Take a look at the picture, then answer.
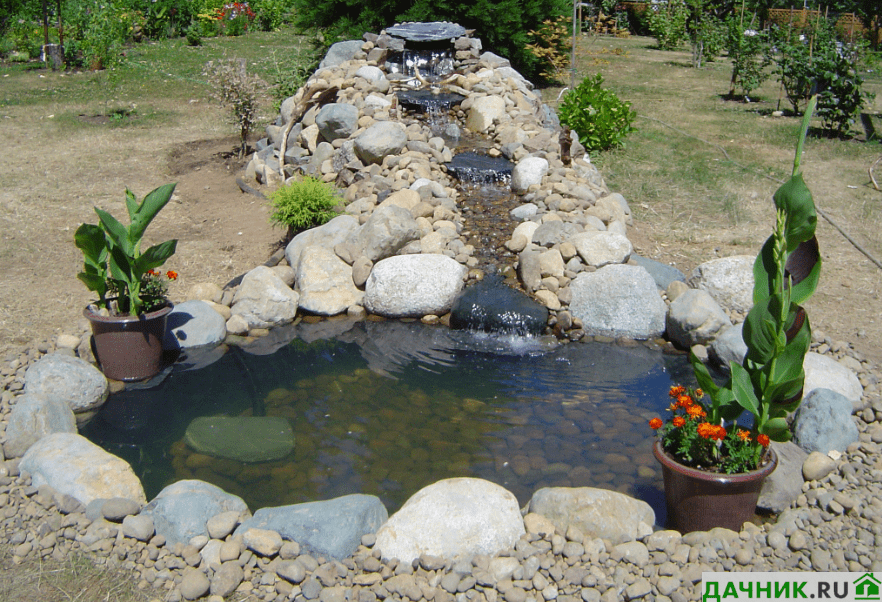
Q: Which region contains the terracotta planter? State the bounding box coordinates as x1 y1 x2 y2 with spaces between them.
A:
84 303 173 382
653 440 777 533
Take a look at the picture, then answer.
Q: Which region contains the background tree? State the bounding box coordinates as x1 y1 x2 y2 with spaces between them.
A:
291 0 570 82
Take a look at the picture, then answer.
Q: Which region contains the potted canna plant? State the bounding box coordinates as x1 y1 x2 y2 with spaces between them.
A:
75 183 179 381
650 97 822 532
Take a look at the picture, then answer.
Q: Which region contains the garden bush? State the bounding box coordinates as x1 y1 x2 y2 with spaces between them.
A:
768 19 874 136
203 58 265 157
648 0 689 51
557 73 636 152
725 16 771 99
290 0 570 83
268 176 342 237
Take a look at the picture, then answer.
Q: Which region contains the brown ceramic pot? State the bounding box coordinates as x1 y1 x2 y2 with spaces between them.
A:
84 303 172 382
653 440 777 533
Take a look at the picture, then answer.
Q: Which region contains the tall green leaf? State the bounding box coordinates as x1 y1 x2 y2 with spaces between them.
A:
129 183 176 244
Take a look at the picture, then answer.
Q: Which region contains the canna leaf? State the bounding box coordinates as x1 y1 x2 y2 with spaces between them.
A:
128 183 177 245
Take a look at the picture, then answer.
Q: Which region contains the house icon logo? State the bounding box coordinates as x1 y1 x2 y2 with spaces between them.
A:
855 573 882 601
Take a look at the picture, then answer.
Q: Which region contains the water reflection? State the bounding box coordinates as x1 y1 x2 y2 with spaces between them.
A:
82 321 691 522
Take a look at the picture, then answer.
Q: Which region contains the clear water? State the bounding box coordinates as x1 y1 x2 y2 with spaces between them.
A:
81 320 694 521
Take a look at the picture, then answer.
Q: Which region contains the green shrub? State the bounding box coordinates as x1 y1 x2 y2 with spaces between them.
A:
525 16 570 84
185 25 203 46
691 13 726 66
290 0 570 83
268 176 342 236
768 19 874 136
558 73 637 152
725 16 770 100
251 0 295 31
648 0 689 51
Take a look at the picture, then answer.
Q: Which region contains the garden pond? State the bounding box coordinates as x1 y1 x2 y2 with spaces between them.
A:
81 319 696 524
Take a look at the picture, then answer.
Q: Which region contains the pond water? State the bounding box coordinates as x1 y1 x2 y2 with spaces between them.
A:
82 320 695 523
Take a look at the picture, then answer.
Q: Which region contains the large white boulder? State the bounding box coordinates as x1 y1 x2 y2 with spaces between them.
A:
375 478 525 563
363 255 466 318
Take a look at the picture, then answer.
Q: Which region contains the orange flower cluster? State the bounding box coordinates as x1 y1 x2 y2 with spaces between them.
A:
697 422 726 441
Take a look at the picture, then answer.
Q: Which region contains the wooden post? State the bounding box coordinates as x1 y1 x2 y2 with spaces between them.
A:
571 0 578 90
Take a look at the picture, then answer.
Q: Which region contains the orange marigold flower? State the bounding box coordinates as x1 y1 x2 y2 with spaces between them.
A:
686 404 706 419
757 434 771 447
672 416 685 428
166 270 178 280
669 402 679 412
677 394 693 408
737 429 751 441
669 385 686 398
696 422 714 439
649 418 663 430
147 269 159 277
694 388 704 398
712 425 727 441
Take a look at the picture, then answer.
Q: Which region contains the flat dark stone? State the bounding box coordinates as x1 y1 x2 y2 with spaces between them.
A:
450 275 548 336
396 90 465 113
446 151 513 183
386 22 466 43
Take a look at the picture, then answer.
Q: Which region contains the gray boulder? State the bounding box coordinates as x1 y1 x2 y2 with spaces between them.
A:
318 40 363 70
343 204 420 263
571 231 632 268
511 156 548 193
709 323 748 372
24 353 108 414
689 255 755 313
354 122 407 165
285 214 360 274
375 478 525 564
164 300 227 349
4 392 77 458
793 388 860 454
363 254 467 318
527 487 654 545
666 289 731 348
532 221 582 248
141 480 250 547
757 442 809 514
296 246 363 316
184 416 294 463
568 265 667 340
354 65 386 83
629 255 686 290
20 433 146 506
235 494 387 560
230 266 299 329
803 352 863 409
315 103 359 142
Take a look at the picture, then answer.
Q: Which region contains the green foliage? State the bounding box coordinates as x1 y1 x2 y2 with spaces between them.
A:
142 0 196 39
63 1 136 70
268 176 342 235
648 0 689 50
185 25 203 46
75 183 178 316
768 19 874 136
725 16 771 99
251 0 296 31
691 13 726 67
690 98 821 454
203 58 265 157
269 46 318 111
290 0 570 83
557 73 637 152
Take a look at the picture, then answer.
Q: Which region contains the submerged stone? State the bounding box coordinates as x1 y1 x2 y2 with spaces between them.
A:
396 89 465 113
185 416 294 463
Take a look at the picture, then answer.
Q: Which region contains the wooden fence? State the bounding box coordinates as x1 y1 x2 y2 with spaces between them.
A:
766 8 875 43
